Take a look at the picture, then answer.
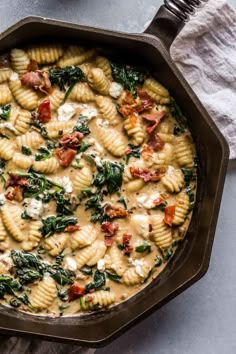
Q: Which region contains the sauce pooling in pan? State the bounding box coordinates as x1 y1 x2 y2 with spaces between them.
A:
0 44 197 316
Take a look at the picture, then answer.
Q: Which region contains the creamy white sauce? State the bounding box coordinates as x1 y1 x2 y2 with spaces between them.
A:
57 103 75 121
80 107 98 120
64 257 77 272
55 176 73 193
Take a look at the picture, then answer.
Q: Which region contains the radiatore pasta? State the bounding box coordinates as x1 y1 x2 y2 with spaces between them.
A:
0 41 197 317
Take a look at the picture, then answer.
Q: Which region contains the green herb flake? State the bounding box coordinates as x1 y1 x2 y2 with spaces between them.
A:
135 241 152 253
21 146 32 156
170 100 187 135
105 271 121 283
0 104 11 120
73 115 90 135
85 270 106 293
181 168 196 186
35 146 53 161
40 215 78 238
111 63 144 97
185 186 195 204
125 144 140 164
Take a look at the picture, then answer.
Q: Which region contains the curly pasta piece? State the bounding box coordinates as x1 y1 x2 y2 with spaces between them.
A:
96 124 127 157
174 135 194 168
30 277 57 310
22 220 43 251
81 290 116 310
172 192 191 226
10 48 30 76
27 45 63 64
143 78 170 104
58 46 95 67
16 131 44 150
69 225 97 250
0 68 11 83
95 56 112 79
70 83 95 103
9 80 38 110
0 138 15 160
1 204 25 242
78 63 94 77
0 85 12 105
75 243 97 270
44 233 68 256
145 143 173 168
14 110 31 135
12 153 33 170
126 179 145 193
123 115 145 146
46 120 74 138
95 95 119 125
33 157 59 174
73 165 93 194
87 68 110 95
161 166 184 193
150 215 172 249
47 89 64 111
122 261 151 286
0 216 7 242
86 240 107 266
108 245 126 276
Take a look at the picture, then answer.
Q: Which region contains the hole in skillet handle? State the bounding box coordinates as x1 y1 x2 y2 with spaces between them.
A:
144 0 208 50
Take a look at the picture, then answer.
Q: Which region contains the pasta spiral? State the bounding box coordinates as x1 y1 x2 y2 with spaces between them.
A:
96 124 127 157
44 233 68 256
86 240 107 266
27 45 64 64
123 115 145 146
58 47 95 67
143 78 170 104
47 89 64 111
69 225 97 250
70 83 95 103
0 85 12 105
33 157 59 174
75 243 97 270
81 290 116 310
174 135 194 168
95 56 112 79
16 131 44 150
9 79 38 110
87 68 110 95
46 120 74 138
95 95 119 125
0 138 15 160
108 245 127 276
1 204 25 242
22 220 43 251
0 215 7 242
10 48 30 76
73 165 93 194
14 110 31 135
30 277 57 310
150 215 172 249
122 262 151 286
172 192 191 226
0 68 11 83
12 153 33 170
161 166 185 193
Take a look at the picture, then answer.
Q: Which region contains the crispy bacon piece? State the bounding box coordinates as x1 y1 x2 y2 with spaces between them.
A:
68 284 85 302
21 70 51 94
153 197 165 206
118 91 139 117
64 225 81 233
147 133 165 151
60 131 84 149
54 147 76 167
5 186 23 202
123 233 132 244
101 222 119 236
142 111 166 134
37 100 51 123
27 60 38 72
104 236 115 246
137 89 154 110
129 167 164 182
104 204 129 219
141 145 154 160
163 205 176 226
122 233 133 256
5 174 29 188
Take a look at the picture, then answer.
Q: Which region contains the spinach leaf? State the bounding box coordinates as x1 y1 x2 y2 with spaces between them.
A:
21 210 32 220
135 241 151 253
0 159 6 185
49 253 75 286
84 191 106 223
78 141 92 153
85 270 106 293
185 186 195 204
80 266 93 275
93 160 124 194
15 269 42 285
170 100 188 135
49 66 84 91
21 146 32 156
10 298 21 307
117 197 127 210
0 104 11 120
0 159 5 169
40 215 78 238
57 288 69 302
154 255 162 267
105 271 121 283
153 200 168 212
181 168 196 186
35 146 52 161
125 144 140 164
73 115 90 135
111 63 144 97
0 275 23 299
30 118 48 138
54 191 76 216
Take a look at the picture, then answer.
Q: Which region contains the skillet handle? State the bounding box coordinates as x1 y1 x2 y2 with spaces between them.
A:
145 0 207 49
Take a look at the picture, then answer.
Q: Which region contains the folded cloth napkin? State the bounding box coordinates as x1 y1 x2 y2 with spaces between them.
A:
171 0 236 159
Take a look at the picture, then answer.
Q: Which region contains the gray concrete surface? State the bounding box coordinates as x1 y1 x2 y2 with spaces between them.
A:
0 1 236 353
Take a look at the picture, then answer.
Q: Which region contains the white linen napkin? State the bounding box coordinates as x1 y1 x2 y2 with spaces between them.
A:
171 0 236 159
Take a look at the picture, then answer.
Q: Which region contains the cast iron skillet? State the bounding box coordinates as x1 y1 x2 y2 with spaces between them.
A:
0 0 229 347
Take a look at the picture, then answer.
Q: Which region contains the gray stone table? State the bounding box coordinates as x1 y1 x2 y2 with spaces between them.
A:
0 1 235 353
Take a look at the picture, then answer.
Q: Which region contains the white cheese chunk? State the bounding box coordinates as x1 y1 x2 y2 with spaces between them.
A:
109 82 123 98
0 122 18 134
10 71 19 81
128 258 145 277
97 259 105 272
136 193 161 209
80 107 98 120
26 199 44 220
0 193 6 207
130 214 150 239
55 176 73 193
57 103 76 121
64 257 77 272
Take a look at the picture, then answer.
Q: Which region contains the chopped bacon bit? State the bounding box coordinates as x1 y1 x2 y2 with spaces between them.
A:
122 233 132 244
130 167 163 182
122 233 133 256
68 284 85 302
163 205 176 226
123 91 136 105
60 131 84 149
124 244 133 256
54 147 76 167
27 60 38 72
5 186 23 202
153 197 165 206
6 174 29 188
118 104 133 117
137 89 154 110
147 133 165 151
101 221 119 236
104 204 129 219
64 225 81 233
141 145 154 160
104 236 115 246
21 70 51 94
142 111 166 134
129 113 138 127
37 100 51 123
